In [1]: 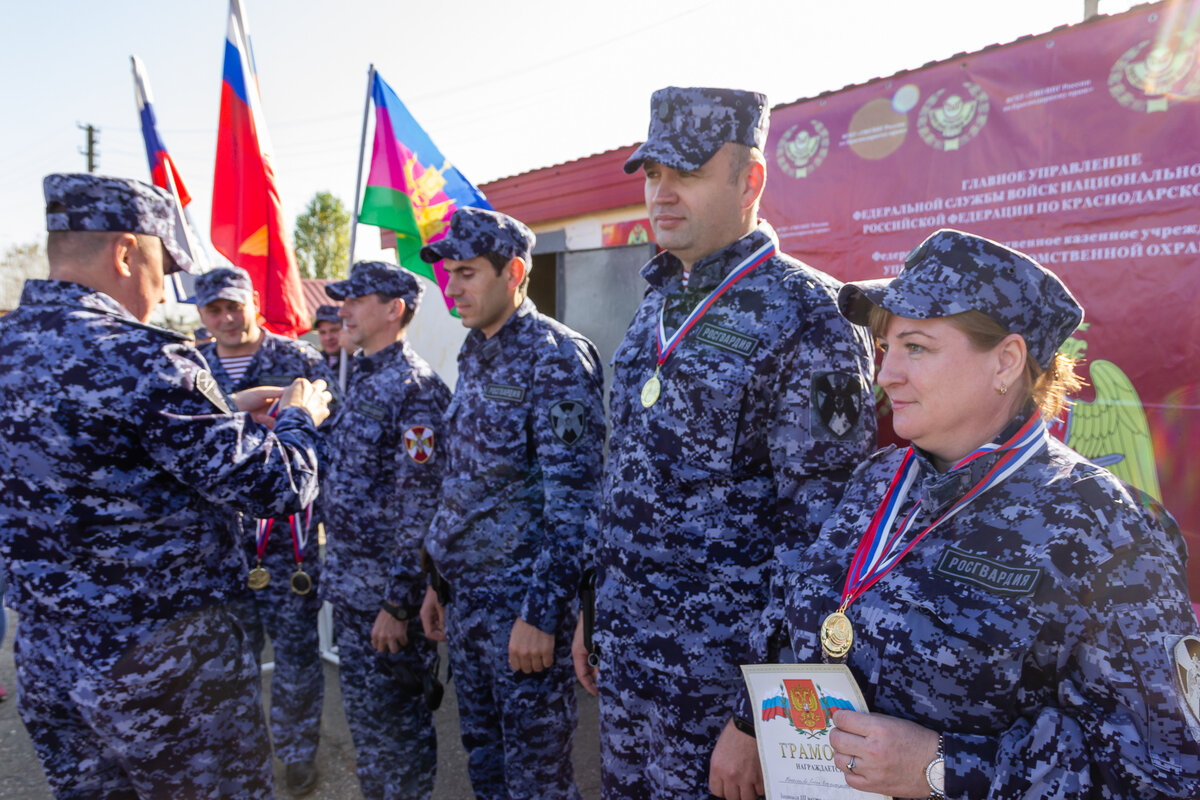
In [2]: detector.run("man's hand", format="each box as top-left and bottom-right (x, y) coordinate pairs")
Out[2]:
(709, 718), (764, 800)
(371, 609), (409, 653)
(278, 377), (332, 426)
(828, 709), (939, 799)
(508, 618), (554, 674)
(419, 585), (446, 642)
(233, 385), (284, 427)
(571, 612), (598, 696)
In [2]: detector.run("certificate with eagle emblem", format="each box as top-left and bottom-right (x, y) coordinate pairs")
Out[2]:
(741, 664), (889, 800)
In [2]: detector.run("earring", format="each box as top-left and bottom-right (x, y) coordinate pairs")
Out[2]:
(997, 382), (1008, 395)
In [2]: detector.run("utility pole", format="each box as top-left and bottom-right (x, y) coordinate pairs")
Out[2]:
(1084, 0), (1100, 19)
(77, 123), (99, 173)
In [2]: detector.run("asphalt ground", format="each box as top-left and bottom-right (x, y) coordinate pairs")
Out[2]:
(0, 606), (602, 799)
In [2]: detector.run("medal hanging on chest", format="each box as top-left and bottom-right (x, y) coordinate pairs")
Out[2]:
(248, 518), (273, 590)
(641, 241), (775, 408)
(289, 504), (314, 596)
(822, 416), (1048, 661)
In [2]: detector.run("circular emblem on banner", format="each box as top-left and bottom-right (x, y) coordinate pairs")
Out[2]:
(1109, 34), (1200, 113)
(403, 425), (435, 463)
(917, 82), (989, 151)
(549, 400), (587, 445)
(775, 121), (829, 179)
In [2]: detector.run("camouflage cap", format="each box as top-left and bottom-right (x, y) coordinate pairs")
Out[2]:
(311, 304), (342, 326)
(43, 173), (194, 274)
(623, 86), (769, 175)
(838, 229), (1083, 368)
(326, 260), (424, 309)
(193, 266), (254, 308)
(418, 207), (535, 264)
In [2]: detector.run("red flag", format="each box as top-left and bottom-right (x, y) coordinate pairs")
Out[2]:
(211, 0), (307, 337)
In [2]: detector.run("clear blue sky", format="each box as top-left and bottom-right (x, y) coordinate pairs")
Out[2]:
(0, 0), (1140, 260)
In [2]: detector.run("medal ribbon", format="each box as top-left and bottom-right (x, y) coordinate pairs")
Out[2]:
(839, 415), (1049, 611)
(289, 503), (313, 564)
(254, 517), (273, 563)
(654, 240), (776, 367)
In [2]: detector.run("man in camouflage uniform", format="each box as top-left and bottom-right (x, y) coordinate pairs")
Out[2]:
(419, 208), (605, 800)
(575, 88), (877, 799)
(320, 261), (450, 800)
(196, 266), (334, 795)
(312, 303), (345, 371)
(0, 173), (330, 799)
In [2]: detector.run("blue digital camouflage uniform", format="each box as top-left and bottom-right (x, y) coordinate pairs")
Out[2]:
(0, 275), (322, 799)
(421, 206), (605, 800)
(197, 268), (335, 769)
(777, 426), (1200, 799)
(593, 87), (878, 798)
(320, 261), (450, 800)
(595, 224), (877, 797)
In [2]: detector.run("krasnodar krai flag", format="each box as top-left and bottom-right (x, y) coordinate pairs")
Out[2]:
(211, 0), (307, 337)
(358, 70), (492, 315)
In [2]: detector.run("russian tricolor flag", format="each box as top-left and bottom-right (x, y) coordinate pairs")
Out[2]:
(211, 0), (307, 338)
(132, 56), (191, 208)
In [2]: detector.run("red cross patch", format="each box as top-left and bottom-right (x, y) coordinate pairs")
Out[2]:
(403, 425), (435, 463)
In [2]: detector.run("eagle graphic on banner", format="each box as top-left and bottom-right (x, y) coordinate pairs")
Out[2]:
(1053, 324), (1162, 500)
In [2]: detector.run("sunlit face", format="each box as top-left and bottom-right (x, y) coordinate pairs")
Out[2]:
(876, 315), (1010, 465)
(338, 293), (402, 355)
(444, 255), (518, 337)
(643, 143), (749, 268)
(315, 320), (342, 355)
(198, 297), (259, 349)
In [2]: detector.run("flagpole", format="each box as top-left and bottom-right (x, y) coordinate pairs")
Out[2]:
(347, 63), (375, 269)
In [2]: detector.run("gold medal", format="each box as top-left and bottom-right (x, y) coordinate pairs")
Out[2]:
(290, 567), (313, 596)
(820, 610), (854, 659)
(248, 564), (270, 591)
(640, 369), (662, 408)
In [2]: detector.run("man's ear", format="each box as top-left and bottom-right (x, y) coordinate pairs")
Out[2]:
(112, 233), (138, 278)
(389, 297), (407, 323)
(741, 159), (766, 211)
(507, 257), (527, 293)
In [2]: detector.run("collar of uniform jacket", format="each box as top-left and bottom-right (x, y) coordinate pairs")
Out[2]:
(354, 337), (411, 375)
(18, 279), (186, 341)
(461, 297), (537, 363)
(911, 408), (1038, 518)
(641, 220), (779, 293)
(20, 278), (141, 322)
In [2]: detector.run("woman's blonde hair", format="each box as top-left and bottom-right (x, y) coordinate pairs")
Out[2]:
(867, 306), (1083, 421)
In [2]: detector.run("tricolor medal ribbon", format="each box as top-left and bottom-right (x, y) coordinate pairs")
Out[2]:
(289, 504), (314, 596)
(248, 518), (273, 590)
(822, 415), (1049, 660)
(641, 240), (775, 408)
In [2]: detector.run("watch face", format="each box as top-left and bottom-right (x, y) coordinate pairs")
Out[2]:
(930, 758), (945, 792)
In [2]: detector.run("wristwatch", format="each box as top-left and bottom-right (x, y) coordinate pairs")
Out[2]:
(926, 734), (945, 799)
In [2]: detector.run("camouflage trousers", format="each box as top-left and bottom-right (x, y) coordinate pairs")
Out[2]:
(15, 606), (273, 800)
(233, 553), (324, 764)
(445, 584), (582, 800)
(333, 605), (437, 800)
(598, 653), (750, 800)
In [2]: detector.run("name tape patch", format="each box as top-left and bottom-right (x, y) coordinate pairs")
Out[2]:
(354, 401), (388, 422)
(696, 323), (759, 358)
(934, 546), (1043, 597)
(484, 383), (527, 403)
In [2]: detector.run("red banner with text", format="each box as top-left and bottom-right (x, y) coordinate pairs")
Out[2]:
(761, 2), (1200, 597)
